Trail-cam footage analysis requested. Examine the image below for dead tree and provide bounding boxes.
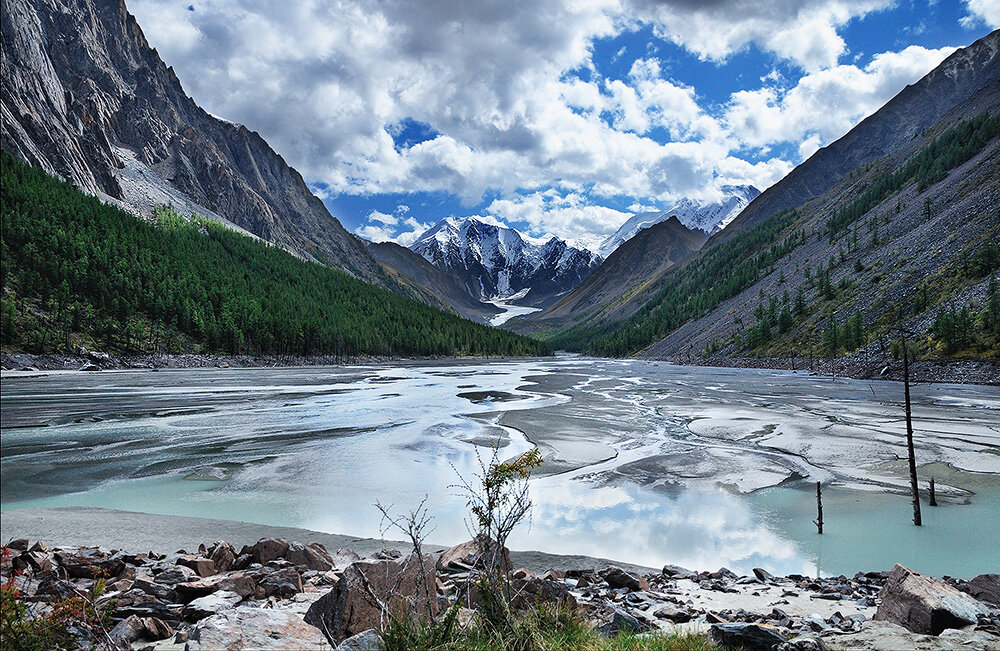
[814,482,824,534]
[899,331,922,526]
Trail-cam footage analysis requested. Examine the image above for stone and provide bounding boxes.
[109,615,147,646]
[79,363,102,371]
[305,553,437,645]
[141,616,174,641]
[114,590,184,622]
[183,589,243,622]
[176,555,216,577]
[208,541,236,573]
[256,567,304,598]
[133,574,177,602]
[336,628,384,651]
[874,564,988,635]
[754,568,775,582]
[509,575,577,610]
[54,547,124,578]
[435,536,511,574]
[7,539,30,551]
[777,633,829,651]
[153,565,198,585]
[596,608,651,637]
[710,623,787,650]
[600,566,650,592]
[186,605,326,650]
[251,537,290,564]
[651,603,692,623]
[28,541,48,553]
[966,574,1000,606]
[173,572,257,602]
[31,577,82,602]
[661,564,693,578]
[286,541,335,571]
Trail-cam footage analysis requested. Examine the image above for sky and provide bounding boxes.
[129,0,999,251]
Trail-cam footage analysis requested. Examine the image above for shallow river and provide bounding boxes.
[2,357,998,577]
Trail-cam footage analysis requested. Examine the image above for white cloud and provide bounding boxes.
[961,0,1000,27]
[724,45,957,150]
[127,0,959,245]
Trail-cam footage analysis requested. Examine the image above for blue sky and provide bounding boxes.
[131,0,997,250]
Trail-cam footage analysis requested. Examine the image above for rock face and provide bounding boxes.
[0,0,387,285]
[305,553,437,645]
[410,217,602,309]
[186,605,326,651]
[874,564,988,635]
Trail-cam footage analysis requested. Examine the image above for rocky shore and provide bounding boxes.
[0,350,538,373]
[682,355,999,385]
[3,534,998,651]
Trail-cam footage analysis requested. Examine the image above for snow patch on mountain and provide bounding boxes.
[598,185,760,257]
[411,217,602,305]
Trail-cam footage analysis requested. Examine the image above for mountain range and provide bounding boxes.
[410,217,602,309]
[512,30,1000,364]
[597,185,759,257]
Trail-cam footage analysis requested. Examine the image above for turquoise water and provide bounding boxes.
[2,359,998,577]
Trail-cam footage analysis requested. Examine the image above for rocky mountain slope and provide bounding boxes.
[715,31,1000,245]
[533,30,1000,363]
[410,217,602,309]
[363,239,502,323]
[515,217,707,332]
[1,0,385,284]
[598,185,758,257]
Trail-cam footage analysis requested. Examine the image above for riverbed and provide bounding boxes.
[2,357,997,577]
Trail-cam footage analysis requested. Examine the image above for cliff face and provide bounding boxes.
[1,0,385,282]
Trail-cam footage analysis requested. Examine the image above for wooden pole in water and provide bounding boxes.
[814,482,824,534]
[902,337,922,526]
[929,477,937,506]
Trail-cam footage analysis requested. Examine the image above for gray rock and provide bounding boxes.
[183,589,242,622]
[154,565,198,585]
[286,541,335,571]
[777,633,829,651]
[874,564,988,635]
[306,553,437,645]
[435,536,511,574]
[251,537,290,564]
[600,566,650,592]
[596,608,651,637]
[710,622,787,650]
[187,605,326,650]
[336,628,384,651]
[966,574,1000,606]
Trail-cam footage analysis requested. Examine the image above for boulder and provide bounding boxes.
[173,572,257,602]
[256,567,303,598]
[966,574,1000,606]
[53,547,124,578]
[435,536,511,573]
[306,553,437,645]
[31,578,82,602]
[141,616,174,641]
[509,575,577,610]
[600,566,649,592]
[7,539,29,551]
[183,589,243,622]
[153,565,198,585]
[336,628,384,651]
[710,623,787,650]
[777,633,829,651]
[187,605,326,650]
[176,555,216,577]
[661,564,694,579]
[596,608,651,637]
[251,537,290,564]
[109,615,146,646]
[133,574,177,602]
[754,567,775,582]
[287,541,335,571]
[651,603,692,623]
[874,564,988,635]
[208,541,237,573]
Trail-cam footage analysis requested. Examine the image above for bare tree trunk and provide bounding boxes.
[814,482,823,534]
[902,340,922,526]
[929,477,937,506]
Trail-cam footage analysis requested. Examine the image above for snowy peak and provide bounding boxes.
[599,185,760,257]
[410,217,601,307]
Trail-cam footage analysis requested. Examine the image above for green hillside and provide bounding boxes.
[546,114,1000,359]
[0,152,548,358]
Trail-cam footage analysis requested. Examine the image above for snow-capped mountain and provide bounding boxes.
[598,185,760,257]
[411,217,602,308]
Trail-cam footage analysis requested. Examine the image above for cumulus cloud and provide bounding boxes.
[128,0,962,245]
[961,0,1000,27]
[724,45,957,150]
